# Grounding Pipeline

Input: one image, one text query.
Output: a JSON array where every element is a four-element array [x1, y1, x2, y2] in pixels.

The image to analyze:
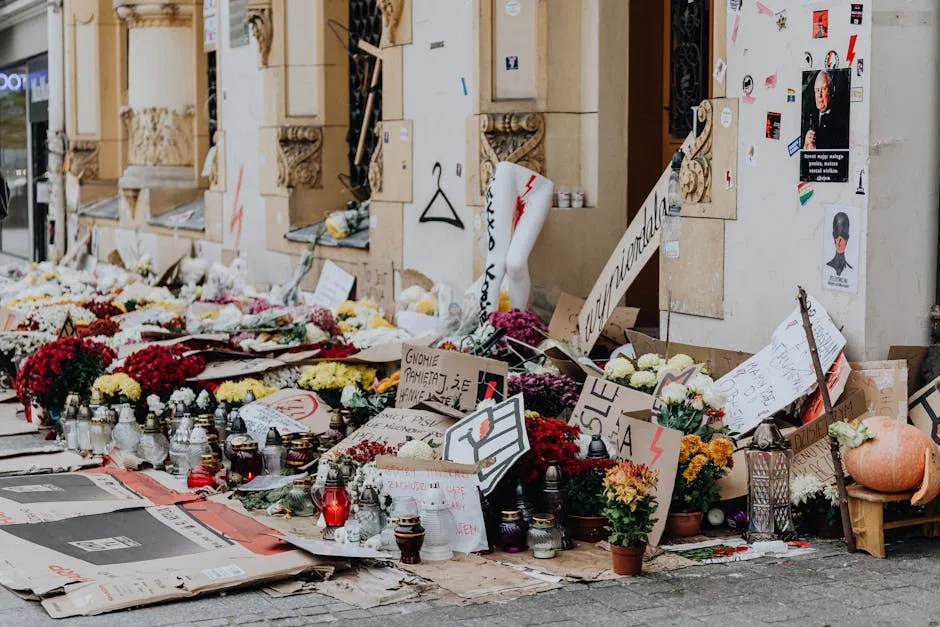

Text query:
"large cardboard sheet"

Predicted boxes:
[[397, 344, 508, 412], [241, 389, 333, 443], [845, 360, 908, 422], [0, 450, 99, 476], [0, 500, 326, 617], [716, 296, 845, 435], [568, 376, 653, 452], [549, 292, 639, 348], [325, 408, 456, 459], [0, 403, 36, 436]]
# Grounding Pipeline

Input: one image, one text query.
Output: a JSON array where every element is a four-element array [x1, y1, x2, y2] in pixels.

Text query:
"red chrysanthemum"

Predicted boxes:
[[515, 414, 581, 485], [117, 344, 206, 398], [16, 337, 116, 409]]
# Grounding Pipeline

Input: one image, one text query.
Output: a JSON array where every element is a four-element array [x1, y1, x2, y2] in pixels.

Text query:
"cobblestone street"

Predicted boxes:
[[1, 533, 938, 626]]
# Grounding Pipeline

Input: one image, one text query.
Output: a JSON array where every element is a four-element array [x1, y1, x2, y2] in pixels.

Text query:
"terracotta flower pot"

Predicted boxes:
[[610, 543, 646, 576], [666, 511, 703, 537], [568, 514, 608, 543]]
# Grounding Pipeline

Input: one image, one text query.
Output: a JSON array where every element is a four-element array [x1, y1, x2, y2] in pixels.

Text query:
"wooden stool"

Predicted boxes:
[[846, 484, 940, 558]]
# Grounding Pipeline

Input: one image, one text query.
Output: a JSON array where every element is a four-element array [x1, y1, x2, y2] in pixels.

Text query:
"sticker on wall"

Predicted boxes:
[[755, 1, 773, 16], [775, 9, 787, 30], [731, 14, 741, 44], [764, 73, 777, 89], [720, 107, 733, 128], [787, 88, 796, 102], [800, 68, 851, 182], [456, 163, 463, 177], [812, 10, 829, 39], [856, 59, 864, 78], [713, 59, 727, 84], [724, 169, 734, 191], [430, 41, 445, 50], [742, 75, 756, 104], [822, 205, 860, 294], [765, 112, 782, 140], [383, 130, 390, 144], [505, 0, 521, 17], [728, 0, 741, 12], [798, 181, 814, 206], [850, 87, 864, 102], [804, 52, 814, 68], [788, 137, 801, 157], [825, 51, 840, 70], [400, 127, 409, 142], [745, 145, 757, 168], [845, 34, 858, 66], [505, 56, 519, 71], [663, 241, 680, 259], [854, 167, 866, 195], [460, 77, 468, 96], [850, 3, 863, 25]]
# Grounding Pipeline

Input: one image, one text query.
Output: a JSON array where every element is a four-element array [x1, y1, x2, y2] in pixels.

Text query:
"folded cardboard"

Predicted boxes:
[[0, 404, 37, 437], [397, 344, 508, 413], [625, 330, 751, 379], [887, 345, 928, 395], [0, 450, 99, 476], [398, 552, 559, 601], [548, 292, 639, 349], [845, 360, 908, 421], [568, 376, 654, 451]]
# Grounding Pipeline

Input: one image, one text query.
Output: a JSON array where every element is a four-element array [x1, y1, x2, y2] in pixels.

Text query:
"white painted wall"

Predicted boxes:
[[668, 0, 878, 359], [401, 0, 476, 292]]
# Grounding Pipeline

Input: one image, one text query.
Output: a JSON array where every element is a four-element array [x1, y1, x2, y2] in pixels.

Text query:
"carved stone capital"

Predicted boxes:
[[679, 100, 713, 204], [120, 105, 195, 168], [276, 126, 323, 189], [247, 4, 273, 67], [378, 0, 403, 45], [67, 140, 100, 182], [115, 3, 193, 27], [368, 123, 383, 193], [479, 112, 546, 195]]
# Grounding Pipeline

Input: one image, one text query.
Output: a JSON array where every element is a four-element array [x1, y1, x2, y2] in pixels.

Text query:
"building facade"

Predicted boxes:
[[59, 0, 940, 359]]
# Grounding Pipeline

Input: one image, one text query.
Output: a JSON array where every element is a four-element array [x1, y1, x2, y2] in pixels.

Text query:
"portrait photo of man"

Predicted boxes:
[[802, 69, 850, 150]]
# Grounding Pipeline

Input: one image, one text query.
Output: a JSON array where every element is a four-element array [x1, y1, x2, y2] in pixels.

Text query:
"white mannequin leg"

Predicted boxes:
[[479, 163, 516, 320], [504, 172, 553, 311]]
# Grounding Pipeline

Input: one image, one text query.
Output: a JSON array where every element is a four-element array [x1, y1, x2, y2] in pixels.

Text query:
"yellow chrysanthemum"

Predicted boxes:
[[299, 362, 377, 392], [338, 321, 354, 333], [372, 371, 400, 394], [498, 289, 512, 312], [370, 316, 394, 329], [706, 438, 735, 469], [92, 373, 142, 402], [679, 434, 704, 463], [214, 378, 277, 404], [414, 298, 437, 315], [336, 301, 357, 317]]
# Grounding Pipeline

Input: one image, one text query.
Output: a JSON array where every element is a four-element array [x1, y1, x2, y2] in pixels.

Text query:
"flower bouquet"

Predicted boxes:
[[0, 331, 54, 383], [567, 457, 617, 542], [299, 362, 377, 408], [654, 373, 727, 438], [486, 308, 547, 364], [668, 434, 735, 536], [324, 200, 370, 240], [507, 372, 580, 419], [602, 461, 659, 575], [515, 413, 581, 486], [117, 344, 205, 398], [214, 378, 277, 405], [16, 337, 116, 422], [92, 373, 142, 406], [340, 373, 399, 427], [790, 474, 842, 538]]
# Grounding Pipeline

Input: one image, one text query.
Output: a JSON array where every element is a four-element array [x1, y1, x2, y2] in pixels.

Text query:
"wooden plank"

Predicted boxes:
[[883, 516, 940, 531], [659, 216, 724, 318], [373, 120, 413, 203], [381, 45, 403, 121]]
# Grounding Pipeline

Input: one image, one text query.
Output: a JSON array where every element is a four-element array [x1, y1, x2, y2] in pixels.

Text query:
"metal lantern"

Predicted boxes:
[[586, 434, 609, 459], [543, 462, 574, 550], [745, 420, 797, 542]]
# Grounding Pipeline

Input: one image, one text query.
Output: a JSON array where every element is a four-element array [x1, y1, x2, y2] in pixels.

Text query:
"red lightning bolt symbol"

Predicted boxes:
[[846, 34, 857, 66], [649, 427, 665, 466], [522, 174, 536, 198]]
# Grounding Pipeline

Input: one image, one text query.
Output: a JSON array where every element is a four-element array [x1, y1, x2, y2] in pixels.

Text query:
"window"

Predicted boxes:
[[346, 0, 383, 193], [667, 0, 710, 140]]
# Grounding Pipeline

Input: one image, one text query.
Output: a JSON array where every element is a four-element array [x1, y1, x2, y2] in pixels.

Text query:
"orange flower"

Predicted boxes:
[[679, 434, 704, 463], [682, 454, 709, 482], [706, 438, 735, 469]]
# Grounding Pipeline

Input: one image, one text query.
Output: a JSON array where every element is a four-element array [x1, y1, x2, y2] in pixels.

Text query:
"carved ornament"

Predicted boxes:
[[479, 112, 545, 195], [120, 105, 195, 167], [368, 122, 383, 193], [276, 126, 323, 189], [246, 3, 273, 67], [67, 140, 100, 182], [115, 3, 193, 28], [378, 0, 403, 45], [679, 100, 713, 204]]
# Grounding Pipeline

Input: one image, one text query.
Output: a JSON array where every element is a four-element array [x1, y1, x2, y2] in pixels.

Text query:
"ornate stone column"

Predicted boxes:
[[114, 1, 199, 190]]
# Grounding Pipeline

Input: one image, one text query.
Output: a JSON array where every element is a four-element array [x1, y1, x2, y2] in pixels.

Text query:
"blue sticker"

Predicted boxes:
[[787, 137, 801, 157], [460, 76, 468, 96]]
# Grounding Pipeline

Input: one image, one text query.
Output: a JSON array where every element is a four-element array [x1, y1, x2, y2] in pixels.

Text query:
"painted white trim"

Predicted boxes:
[[0, 0, 47, 33]]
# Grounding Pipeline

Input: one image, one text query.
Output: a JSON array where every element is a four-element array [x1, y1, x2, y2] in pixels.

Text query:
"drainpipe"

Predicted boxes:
[[46, 0, 66, 262]]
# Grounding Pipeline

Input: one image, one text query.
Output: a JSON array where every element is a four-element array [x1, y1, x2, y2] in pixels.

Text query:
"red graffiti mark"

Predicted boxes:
[[229, 164, 245, 255], [478, 418, 491, 440], [511, 174, 537, 232], [649, 427, 665, 466], [846, 34, 858, 66], [483, 380, 497, 401], [268, 392, 320, 421]]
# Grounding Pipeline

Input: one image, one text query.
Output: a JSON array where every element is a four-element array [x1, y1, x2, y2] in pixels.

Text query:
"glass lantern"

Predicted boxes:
[[62, 402, 78, 451], [356, 486, 386, 542], [111, 405, 141, 451], [420, 483, 457, 561], [168, 415, 193, 476], [89, 416, 111, 456], [223, 412, 247, 461], [188, 425, 211, 469], [528, 514, 562, 559], [213, 403, 229, 441], [745, 420, 798, 542], [229, 439, 263, 484], [261, 427, 284, 475], [285, 476, 316, 517], [499, 509, 528, 553], [137, 413, 169, 468], [76, 402, 93, 452], [543, 462, 573, 550], [321, 466, 351, 539]]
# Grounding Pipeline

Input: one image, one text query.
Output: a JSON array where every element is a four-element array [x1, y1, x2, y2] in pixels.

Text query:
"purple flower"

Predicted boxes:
[[307, 306, 341, 338], [508, 372, 580, 418], [487, 309, 547, 349]]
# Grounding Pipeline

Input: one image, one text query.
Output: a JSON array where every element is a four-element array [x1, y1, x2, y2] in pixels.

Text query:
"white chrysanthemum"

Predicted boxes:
[[604, 357, 635, 381], [666, 353, 695, 371], [629, 370, 657, 389], [262, 365, 304, 390], [703, 385, 727, 410], [340, 385, 359, 407], [476, 398, 497, 411], [169, 388, 196, 407], [687, 373, 715, 395], [660, 382, 690, 404], [305, 323, 329, 344], [790, 474, 824, 506], [822, 484, 840, 508], [196, 389, 211, 410], [147, 394, 166, 417], [398, 439, 435, 460], [398, 285, 429, 309], [656, 366, 680, 382], [637, 353, 664, 371], [690, 396, 705, 411]]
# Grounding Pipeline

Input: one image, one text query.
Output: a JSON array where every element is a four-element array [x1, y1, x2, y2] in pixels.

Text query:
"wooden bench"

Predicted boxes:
[[847, 484, 940, 558]]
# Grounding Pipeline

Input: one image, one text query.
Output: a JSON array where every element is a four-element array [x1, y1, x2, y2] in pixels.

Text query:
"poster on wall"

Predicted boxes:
[[800, 69, 850, 183], [822, 205, 860, 293]]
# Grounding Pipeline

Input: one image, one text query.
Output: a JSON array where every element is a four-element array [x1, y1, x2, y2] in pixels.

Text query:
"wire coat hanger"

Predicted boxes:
[[419, 162, 465, 230]]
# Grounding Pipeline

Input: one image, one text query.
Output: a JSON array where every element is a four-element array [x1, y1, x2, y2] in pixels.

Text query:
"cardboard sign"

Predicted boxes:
[[798, 352, 850, 424], [443, 395, 529, 495], [716, 295, 845, 435], [548, 292, 639, 347], [886, 345, 928, 395], [909, 375, 940, 446], [0, 404, 37, 436], [57, 313, 78, 338], [0, 307, 24, 332], [845, 360, 908, 422], [326, 408, 456, 459], [616, 416, 682, 547], [625, 330, 751, 380], [250, 388, 332, 434], [310, 260, 355, 311], [376, 456, 488, 553], [396, 344, 508, 413], [578, 168, 669, 353], [239, 404, 309, 446], [188, 357, 286, 382], [569, 376, 653, 447]]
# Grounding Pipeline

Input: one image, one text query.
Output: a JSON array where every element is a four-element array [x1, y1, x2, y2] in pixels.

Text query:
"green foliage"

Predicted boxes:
[[567, 471, 607, 517], [602, 496, 658, 548], [237, 486, 290, 510]]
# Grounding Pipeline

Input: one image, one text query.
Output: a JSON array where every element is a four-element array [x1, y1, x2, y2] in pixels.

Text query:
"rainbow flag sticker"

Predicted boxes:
[[798, 182, 814, 206], [787, 88, 796, 103]]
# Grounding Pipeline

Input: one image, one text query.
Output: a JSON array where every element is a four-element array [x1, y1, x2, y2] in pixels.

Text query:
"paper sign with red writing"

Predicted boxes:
[[443, 395, 529, 495], [252, 389, 332, 434], [569, 376, 653, 446], [616, 416, 682, 547], [397, 344, 508, 413], [325, 408, 456, 460], [376, 456, 487, 553]]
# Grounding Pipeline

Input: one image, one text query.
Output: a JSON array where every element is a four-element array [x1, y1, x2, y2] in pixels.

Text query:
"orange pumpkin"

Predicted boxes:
[[843, 417, 935, 493]]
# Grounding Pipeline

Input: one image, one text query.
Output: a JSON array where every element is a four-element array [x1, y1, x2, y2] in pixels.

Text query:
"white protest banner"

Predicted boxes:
[[376, 456, 488, 553], [444, 395, 529, 495], [251, 389, 333, 434], [578, 167, 669, 352], [568, 376, 653, 447], [397, 344, 508, 413], [310, 261, 355, 311], [715, 295, 845, 435], [239, 404, 311, 446], [325, 408, 456, 459], [616, 416, 682, 546]]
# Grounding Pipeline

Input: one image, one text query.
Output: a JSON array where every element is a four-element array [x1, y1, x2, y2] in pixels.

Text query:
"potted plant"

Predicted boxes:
[[668, 433, 735, 537], [567, 458, 617, 542], [601, 461, 659, 576], [790, 474, 842, 538]]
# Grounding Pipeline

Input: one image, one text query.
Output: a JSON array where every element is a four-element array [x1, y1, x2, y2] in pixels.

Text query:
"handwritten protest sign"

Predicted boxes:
[[908, 375, 940, 446], [310, 261, 355, 311], [326, 408, 456, 459], [239, 405, 307, 446], [716, 295, 845, 435], [444, 395, 529, 495], [397, 345, 508, 413], [845, 360, 908, 422], [252, 388, 332, 433], [578, 168, 669, 353], [616, 416, 682, 546], [569, 377, 653, 447], [376, 456, 488, 553], [788, 388, 866, 483]]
